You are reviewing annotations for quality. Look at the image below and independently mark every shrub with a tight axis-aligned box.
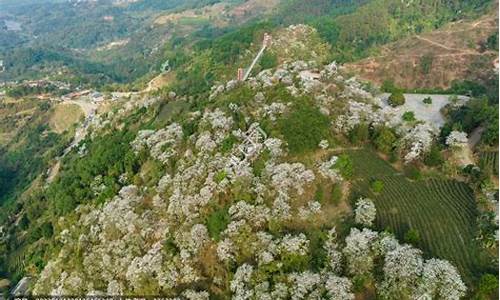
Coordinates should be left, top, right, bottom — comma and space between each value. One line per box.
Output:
214, 170, 227, 183
307, 229, 328, 271
252, 149, 270, 177
352, 275, 369, 292
220, 134, 237, 153
388, 91, 405, 107
420, 53, 434, 74
402, 111, 416, 122
163, 236, 180, 255
182, 119, 199, 138
422, 97, 432, 104
476, 274, 499, 298
206, 207, 230, 241
40, 222, 54, 238
330, 184, 343, 205
278, 103, 330, 155
260, 52, 278, 70
424, 144, 443, 167
381, 79, 397, 93
314, 185, 324, 203
373, 126, 396, 154
404, 165, 422, 180
334, 154, 354, 179
348, 123, 369, 144
281, 253, 309, 273
404, 228, 421, 245
371, 179, 384, 193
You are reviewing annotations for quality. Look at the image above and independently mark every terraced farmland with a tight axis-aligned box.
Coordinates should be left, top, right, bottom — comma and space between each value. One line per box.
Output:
479, 151, 499, 175
348, 149, 492, 282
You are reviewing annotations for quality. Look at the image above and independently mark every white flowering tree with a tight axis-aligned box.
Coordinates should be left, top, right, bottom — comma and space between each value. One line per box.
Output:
378, 245, 424, 299
354, 198, 376, 227
343, 228, 378, 276
446, 131, 468, 148
401, 124, 435, 163
230, 264, 254, 300
416, 259, 466, 300
323, 227, 343, 273
324, 275, 355, 300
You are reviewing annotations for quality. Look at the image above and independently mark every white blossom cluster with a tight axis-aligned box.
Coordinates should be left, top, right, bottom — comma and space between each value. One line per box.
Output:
334, 100, 384, 132
354, 198, 376, 227
228, 200, 270, 228
229, 267, 355, 300
323, 228, 343, 273
318, 139, 329, 149
417, 258, 467, 300
131, 123, 183, 163
318, 156, 342, 182
298, 201, 322, 220
379, 245, 424, 298
341, 77, 373, 101
230, 264, 254, 300
265, 162, 315, 194
259, 102, 289, 121
32, 57, 469, 299
401, 123, 436, 163
278, 233, 310, 256
33, 185, 180, 295
446, 131, 468, 148
343, 228, 379, 276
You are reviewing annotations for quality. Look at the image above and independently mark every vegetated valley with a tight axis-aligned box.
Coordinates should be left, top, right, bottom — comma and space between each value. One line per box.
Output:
0, 0, 498, 299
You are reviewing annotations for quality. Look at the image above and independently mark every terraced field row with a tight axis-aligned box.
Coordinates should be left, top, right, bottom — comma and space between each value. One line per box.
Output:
347, 149, 492, 282
479, 151, 498, 175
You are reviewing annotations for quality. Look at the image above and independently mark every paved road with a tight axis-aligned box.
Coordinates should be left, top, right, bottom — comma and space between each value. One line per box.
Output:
468, 126, 485, 148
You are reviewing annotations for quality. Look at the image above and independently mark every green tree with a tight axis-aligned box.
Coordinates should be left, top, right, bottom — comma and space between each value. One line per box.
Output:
349, 123, 369, 144
278, 103, 330, 155
330, 184, 343, 205
388, 91, 405, 107
475, 274, 499, 299
260, 52, 278, 70
404, 228, 420, 246
371, 179, 384, 193
206, 207, 230, 241
381, 79, 397, 93
373, 127, 396, 154
334, 154, 354, 179
402, 111, 415, 122
424, 144, 443, 167
420, 53, 434, 74
404, 165, 422, 180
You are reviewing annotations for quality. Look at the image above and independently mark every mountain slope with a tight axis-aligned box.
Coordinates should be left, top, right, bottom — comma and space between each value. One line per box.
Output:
344, 9, 498, 89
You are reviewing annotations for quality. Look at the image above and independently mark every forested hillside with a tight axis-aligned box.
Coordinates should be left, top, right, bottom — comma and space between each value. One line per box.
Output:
0, 0, 498, 298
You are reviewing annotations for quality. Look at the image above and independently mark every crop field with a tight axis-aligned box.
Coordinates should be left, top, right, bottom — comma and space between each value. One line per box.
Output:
479, 151, 498, 175
347, 149, 492, 282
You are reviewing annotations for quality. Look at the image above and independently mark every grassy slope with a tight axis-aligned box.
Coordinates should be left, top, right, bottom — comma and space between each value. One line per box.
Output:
48, 103, 83, 134
344, 8, 498, 89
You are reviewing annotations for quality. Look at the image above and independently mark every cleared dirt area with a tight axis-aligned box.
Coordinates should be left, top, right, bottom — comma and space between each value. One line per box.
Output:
49, 103, 84, 134
378, 93, 469, 128
345, 13, 498, 89
145, 72, 176, 92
